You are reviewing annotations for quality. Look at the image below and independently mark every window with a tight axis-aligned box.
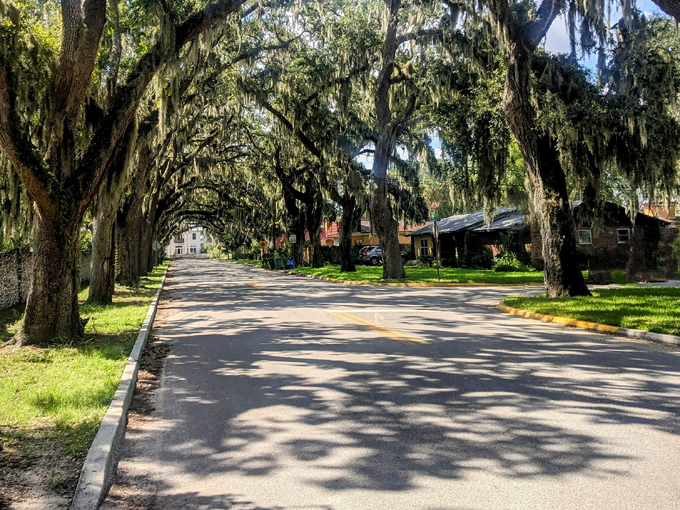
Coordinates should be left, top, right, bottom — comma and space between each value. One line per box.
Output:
617, 228, 631, 244
174, 237, 184, 244
175, 247, 182, 255
190, 246, 197, 254
578, 229, 592, 245
420, 238, 429, 257
192, 233, 197, 240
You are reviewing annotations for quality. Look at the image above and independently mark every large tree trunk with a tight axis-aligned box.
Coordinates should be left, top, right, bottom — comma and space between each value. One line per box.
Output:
138, 219, 152, 276
18, 213, 83, 345
369, 0, 407, 280
89, 218, 116, 303
306, 186, 324, 268
503, 44, 589, 297
371, 184, 405, 279
118, 204, 143, 287
88, 124, 136, 302
118, 142, 151, 287
339, 195, 359, 272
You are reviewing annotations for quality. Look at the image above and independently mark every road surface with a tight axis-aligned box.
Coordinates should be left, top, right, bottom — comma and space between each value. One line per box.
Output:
101, 257, 680, 510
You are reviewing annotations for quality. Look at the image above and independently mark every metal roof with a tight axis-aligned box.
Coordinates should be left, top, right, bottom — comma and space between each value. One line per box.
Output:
407, 206, 521, 236
473, 213, 527, 232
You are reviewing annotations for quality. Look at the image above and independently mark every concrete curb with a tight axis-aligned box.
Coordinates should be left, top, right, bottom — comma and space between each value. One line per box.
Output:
70, 265, 170, 510
498, 302, 680, 347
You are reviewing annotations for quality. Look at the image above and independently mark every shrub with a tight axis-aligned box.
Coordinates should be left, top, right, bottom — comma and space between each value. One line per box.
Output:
470, 249, 494, 269
494, 253, 529, 272
610, 269, 627, 285
418, 255, 435, 267
441, 257, 458, 268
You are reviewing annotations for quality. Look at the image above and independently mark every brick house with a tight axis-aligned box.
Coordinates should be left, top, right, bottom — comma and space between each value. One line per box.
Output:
407, 202, 677, 276
321, 220, 429, 249
531, 201, 676, 277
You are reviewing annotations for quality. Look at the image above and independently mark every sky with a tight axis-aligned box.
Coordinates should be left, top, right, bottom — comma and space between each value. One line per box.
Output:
359, 0, 668, 167
543, 0, 665, 68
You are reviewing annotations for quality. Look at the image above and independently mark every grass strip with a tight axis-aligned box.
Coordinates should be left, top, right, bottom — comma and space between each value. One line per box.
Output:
0, 262, 168, 463
291, 264, 545, 285
504, 287, 680, 336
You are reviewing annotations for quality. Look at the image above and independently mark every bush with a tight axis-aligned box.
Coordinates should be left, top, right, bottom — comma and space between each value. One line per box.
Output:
470, 249, 494, 269
441, 257, 458, 268
418, 254, 435, 267
494, 253, 530, 272
610, 269, 627, 285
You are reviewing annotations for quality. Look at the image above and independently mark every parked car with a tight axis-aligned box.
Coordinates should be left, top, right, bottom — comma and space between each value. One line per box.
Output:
357, 246, 409, 266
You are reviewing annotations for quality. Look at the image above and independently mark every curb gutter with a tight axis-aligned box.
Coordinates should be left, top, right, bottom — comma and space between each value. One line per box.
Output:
70, 265, 170, 510
498, 302, 680, 347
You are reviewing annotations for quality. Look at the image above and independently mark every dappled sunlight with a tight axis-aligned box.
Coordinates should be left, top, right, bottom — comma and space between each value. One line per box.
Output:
104, 259, 680, 509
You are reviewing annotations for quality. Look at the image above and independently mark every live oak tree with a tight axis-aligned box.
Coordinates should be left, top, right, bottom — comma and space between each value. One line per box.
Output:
0, 0, 253, 344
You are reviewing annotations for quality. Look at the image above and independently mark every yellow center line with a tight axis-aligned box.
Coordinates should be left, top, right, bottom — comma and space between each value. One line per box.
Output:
245, 282, 262, 288
329, 311, 428, 345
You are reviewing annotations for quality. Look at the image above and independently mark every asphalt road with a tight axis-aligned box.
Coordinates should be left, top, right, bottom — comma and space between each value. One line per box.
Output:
101, 257, 680, 510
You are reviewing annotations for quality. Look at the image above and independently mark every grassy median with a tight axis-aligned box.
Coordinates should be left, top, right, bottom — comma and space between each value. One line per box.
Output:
504, 287, 680, 336
0, 262, 167, 502
291, 264, 545, 285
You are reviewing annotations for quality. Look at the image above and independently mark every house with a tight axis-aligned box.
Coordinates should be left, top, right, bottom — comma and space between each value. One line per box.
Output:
642, 201, 677, 226
321, 220, 429, 249
560, 200, 675, 274
406, 207, 529, 263
407, 202, 676, 274
167, 226, 205, 257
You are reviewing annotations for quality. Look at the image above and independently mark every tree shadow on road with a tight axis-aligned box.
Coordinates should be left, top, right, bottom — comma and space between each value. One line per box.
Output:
103, 259, 680, 509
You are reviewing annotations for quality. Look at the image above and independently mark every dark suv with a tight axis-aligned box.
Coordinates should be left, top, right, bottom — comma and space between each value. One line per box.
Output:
357, 246, 408, 266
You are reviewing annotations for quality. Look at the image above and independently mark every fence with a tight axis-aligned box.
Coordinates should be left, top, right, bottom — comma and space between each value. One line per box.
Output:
0, 248, 32, 311
0, 249, 92, 312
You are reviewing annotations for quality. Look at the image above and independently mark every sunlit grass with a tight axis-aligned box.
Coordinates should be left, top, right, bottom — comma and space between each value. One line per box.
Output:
504, 288, 680, 336
0, 262, 168, 458
291, 264, 545, 285
229, 258, 261, 266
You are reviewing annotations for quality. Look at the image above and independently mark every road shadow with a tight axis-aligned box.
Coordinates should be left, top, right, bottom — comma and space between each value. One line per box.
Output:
102, 258, 680, 509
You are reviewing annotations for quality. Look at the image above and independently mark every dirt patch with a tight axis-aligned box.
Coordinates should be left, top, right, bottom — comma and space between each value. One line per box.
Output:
127, 339, 170, 424
0, 425, 80, 509
99, 317, 172, 509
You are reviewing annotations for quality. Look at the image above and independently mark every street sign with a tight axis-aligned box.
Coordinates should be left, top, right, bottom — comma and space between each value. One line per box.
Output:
429, 214, 441, 222
289, 234, 297, 244
259, 240, 268, 248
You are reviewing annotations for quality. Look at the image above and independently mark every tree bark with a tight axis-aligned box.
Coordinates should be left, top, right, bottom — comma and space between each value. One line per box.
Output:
88, 124, 136, 302
339, 194, 360, 272
19, 213, 83, 345
89, 217, 116, 303
369, 0, 410, 280
118, 142, 151, 287
651, 0, 680, 22
371, 184, 405, 279
503, 43, 590, 297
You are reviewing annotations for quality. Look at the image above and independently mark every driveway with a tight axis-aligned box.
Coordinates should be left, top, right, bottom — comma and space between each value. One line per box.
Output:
101, 257, 680, 510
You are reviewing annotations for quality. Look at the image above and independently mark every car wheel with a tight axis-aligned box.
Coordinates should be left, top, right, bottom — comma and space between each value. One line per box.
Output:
370, 257, 380, 266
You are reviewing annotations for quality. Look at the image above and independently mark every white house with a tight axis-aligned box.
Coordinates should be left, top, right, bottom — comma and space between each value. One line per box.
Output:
167, 226, 204, 257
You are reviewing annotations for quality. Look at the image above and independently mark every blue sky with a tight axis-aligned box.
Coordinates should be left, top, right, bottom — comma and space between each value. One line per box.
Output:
363, 1, 668, 165
543, 0, 665, 68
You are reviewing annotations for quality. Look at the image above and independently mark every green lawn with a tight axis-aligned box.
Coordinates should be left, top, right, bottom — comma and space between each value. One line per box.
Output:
504, 287, 680, 336
291, 264, 545, 285
0, 262, 168, 464
228, 258, 262, 266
